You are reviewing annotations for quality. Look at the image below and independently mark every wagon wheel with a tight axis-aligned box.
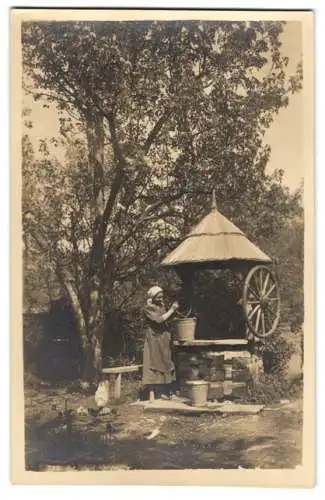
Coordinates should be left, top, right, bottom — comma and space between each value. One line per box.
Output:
242, 265, 280, 338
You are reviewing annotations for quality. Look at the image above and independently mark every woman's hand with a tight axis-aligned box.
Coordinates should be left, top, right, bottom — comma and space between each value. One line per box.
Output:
171, 301, 179, 312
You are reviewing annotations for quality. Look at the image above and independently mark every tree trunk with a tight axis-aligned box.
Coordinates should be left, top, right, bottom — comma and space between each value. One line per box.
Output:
86, 112, 105, 218
82, 333, 103, 383
63, 281, 93, 380
67, 111, 119, 383
86, 112, 106, 285
76, 112, 106, 382
58, 275, 111, 384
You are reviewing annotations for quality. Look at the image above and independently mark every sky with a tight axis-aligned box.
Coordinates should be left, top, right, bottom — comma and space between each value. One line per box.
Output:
23, 21, 304, 193
264, 22, 303, 191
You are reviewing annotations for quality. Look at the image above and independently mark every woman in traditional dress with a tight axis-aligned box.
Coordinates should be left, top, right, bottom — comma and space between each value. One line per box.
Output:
142, 286, 179, 399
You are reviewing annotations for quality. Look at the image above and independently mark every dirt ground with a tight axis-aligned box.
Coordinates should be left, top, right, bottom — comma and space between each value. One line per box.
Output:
24, 378, 303, 471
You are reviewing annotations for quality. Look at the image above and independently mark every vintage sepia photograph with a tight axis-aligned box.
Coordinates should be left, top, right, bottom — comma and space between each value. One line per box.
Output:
11, 8, 314, 486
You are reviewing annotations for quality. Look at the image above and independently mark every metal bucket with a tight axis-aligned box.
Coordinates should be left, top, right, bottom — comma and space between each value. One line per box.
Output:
174, 317, 197, 342
185, 380, 209, 406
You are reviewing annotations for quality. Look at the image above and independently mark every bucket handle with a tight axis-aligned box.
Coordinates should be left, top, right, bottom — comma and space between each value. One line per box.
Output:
175, 304, 193, 319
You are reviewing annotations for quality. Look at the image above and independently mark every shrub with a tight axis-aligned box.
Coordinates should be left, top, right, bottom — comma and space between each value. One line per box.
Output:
256, 333, 296, 375
246, 331, 303, 404
247, 372, 303, 405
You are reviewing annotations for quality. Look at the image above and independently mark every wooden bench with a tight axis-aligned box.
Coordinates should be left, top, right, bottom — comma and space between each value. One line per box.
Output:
102, 365, 142, 399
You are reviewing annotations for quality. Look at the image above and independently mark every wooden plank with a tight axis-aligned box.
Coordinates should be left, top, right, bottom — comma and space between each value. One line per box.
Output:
173, 339, 248, 346
205, 351, 251, 359
102, 364, 142, 374
206, 402, 264, 414
141, 399, 264, 415
209, 381, 246, 388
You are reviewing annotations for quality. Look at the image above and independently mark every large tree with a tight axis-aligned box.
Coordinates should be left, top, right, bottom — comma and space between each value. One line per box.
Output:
22, 20, 302, 380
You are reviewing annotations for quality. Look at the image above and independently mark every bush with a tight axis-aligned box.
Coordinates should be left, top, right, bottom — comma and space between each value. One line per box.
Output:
256, 333, 296, 375
246, 330, 303, 404
247, 372, 303, 405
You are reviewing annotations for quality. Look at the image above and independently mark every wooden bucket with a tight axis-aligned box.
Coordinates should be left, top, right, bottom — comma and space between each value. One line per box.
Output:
185, 380, 209, 406
174, 317, 197, 342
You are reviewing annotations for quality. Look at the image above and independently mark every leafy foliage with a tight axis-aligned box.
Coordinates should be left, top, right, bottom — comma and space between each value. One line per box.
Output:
247, 372, 303, 405
259, 210, 304, 330
22, 20, 303, 378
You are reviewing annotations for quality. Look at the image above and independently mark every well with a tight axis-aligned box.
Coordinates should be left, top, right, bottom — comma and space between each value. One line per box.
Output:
160, 191, 281, 405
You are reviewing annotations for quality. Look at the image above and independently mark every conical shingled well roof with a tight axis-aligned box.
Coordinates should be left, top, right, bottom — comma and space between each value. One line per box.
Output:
161, 206, 271, 268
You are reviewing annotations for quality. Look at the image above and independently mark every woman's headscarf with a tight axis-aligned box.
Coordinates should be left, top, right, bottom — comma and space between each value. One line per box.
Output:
147, 286, 163, 300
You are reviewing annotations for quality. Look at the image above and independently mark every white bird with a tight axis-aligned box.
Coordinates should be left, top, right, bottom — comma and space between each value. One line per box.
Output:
95, 380, 109, 409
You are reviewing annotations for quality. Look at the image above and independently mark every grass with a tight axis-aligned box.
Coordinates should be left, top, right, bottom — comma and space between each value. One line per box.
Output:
24, 371, 303, 471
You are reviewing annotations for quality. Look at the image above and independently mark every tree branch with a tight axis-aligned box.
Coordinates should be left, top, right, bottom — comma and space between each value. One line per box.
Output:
23, 86, 72, 108
113, 192, 185, 253
96, 109, 127, 232
23, 223, 49, 253
116, 240, 165, 281
140, 190, 185, 217
143, 108, 173, 155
